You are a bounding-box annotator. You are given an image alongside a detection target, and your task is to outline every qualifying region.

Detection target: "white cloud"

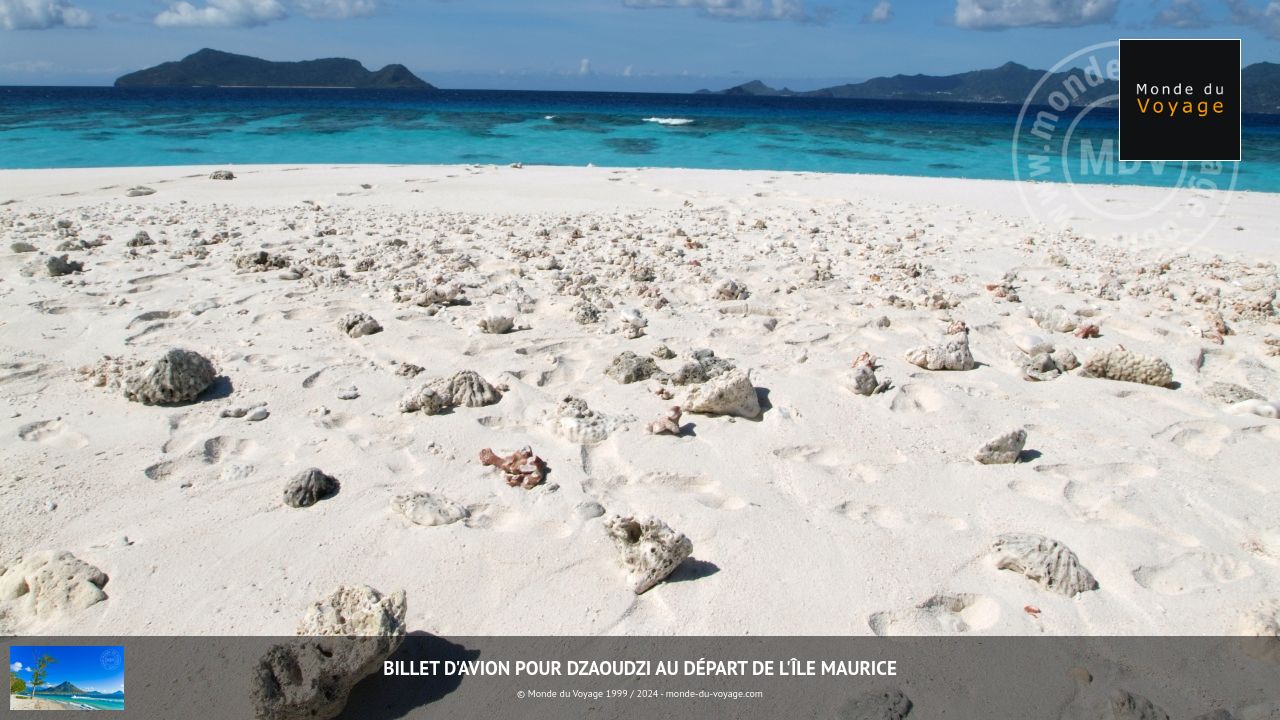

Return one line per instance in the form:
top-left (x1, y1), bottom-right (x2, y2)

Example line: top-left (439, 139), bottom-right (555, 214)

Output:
top-left (0, 0), bottom-right (92, 30)
top-left (578, 58), bottom-right (592, 76)
top-left (1153, 0), bottom-right (1210, 28)
top-left (0, 59), bottom-right (53, 72)
top-left (622, 0), bottom-right (826, 23)
top-left (954, 0), bottom-right (1117, 29)
top-left (295, 0), bottom-right (378, 19)
top-left (10, 661), bottom-right (22, 672)
top-left (1226, 0), bottom-right (1280, 38)
top-left (154, 0), bottom-right (287, 28)
top-left (862, 0), bottom-right (891, 22)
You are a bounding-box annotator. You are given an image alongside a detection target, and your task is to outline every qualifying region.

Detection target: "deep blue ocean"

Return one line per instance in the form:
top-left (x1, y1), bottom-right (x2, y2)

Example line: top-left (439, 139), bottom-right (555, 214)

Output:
top-left (2, 87), bottom-right (1279, 192)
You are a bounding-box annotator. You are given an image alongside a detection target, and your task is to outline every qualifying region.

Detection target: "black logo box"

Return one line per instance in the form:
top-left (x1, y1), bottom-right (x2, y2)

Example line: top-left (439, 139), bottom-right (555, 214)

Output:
top-left (1119, 38), bottom-right (1241, 162)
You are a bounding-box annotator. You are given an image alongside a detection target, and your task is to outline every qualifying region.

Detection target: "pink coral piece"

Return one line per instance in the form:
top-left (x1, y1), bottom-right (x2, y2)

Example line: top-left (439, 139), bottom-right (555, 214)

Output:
top-left (646, 406), bottom-right (683, 436)
top-left (851, 351), bottom-right (878, 369)
top-left (479, 446), bottom-right (547, 489)
top-left (946, 320), bottom-right (969, 335)
top-left (1073, 324), bottom-right (1101, 339)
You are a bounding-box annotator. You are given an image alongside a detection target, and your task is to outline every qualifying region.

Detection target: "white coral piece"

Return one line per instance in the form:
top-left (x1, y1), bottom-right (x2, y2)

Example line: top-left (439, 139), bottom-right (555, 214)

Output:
top-left (904, 333), bottom-right (975, 371)
top-left (683, 368), bottom-right (761, 418)
top-left (123, 348), bottom-right (217, 405)
top-left (253, 586), bottom-right (407, 720)
top-left (392, 493), bottom-right (469, 527)
top-left (550, 396), bottom-right (628, 445)
top-left (712, 278), bottom-right (748, 301)
top-left (975, 428), bottom-right (1027, 464)
top-left (1225, 399), bottom-right (1280, 419)
top-left (478, 304), bottom-right (517, 334)
top-left (1234, 600), bottom-right (1280, 664)
top-left (0, 551), bottom-right (108, 624)
top-left (991, 533), bottom-right (1098, 597)
top-left (1033, 306), bottom-right (1078, 333)
top-left (619, 307), bottom-right (647, 339)
top-left (398, 385), bottom-right (449, 415)
top-left (337, 311), bottom-right (383, 338)
top-left (1080, 347), bottom-right (1173, 387)
top-left (605, 515), bottom-right (693, 594)
top-left (427, 370), bottom-right (502, 408)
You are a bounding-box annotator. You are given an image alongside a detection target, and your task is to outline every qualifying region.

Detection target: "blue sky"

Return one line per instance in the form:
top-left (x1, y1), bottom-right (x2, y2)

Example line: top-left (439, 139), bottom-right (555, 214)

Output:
top-left (1, 0), bottom-right (1278, 89)
top-left (9, 646), bottom-right (125, 694)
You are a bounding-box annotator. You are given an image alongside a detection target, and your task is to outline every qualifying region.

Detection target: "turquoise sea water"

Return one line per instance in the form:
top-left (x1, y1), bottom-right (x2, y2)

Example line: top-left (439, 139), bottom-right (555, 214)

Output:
top-left (2, 87), bottom-right (1279, 192)
top-left (36, 694), bottom-right (124, 710)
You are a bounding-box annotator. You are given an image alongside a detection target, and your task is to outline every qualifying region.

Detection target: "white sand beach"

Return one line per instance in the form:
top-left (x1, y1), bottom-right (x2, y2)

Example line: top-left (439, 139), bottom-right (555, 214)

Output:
top-left (9, 694), bottom-right (88, 710)
top-left (0, 164), bottom-right (1277, 637)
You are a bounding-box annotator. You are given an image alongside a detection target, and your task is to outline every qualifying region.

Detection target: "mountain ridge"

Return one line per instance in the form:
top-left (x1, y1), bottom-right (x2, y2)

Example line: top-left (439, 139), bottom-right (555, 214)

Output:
top-left (114, 49), bottom-right (433, 89)
top-left (701, 61), bottom-right (1280, 114)
top-left (38, 681), bottom-right (87, 695)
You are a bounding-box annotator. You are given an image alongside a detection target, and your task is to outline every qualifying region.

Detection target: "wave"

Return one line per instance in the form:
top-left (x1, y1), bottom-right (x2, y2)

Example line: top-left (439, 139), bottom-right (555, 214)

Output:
top-left (643, 117), bottom-right (694, 126)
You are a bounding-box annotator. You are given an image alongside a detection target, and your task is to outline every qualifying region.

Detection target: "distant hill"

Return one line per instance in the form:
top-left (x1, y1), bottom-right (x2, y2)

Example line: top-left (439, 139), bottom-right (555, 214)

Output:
top-left (1243, 62), bottom-right (1280, 114)
top-left (40, 681), bottom-right (87, 695)
top-left (85, 690), bottom-right (124, 698)
top-left (698, 80), bottom-right (794, 97)
top-left (115, 49), bottom-right (433, 89)
top-left (704, 61), bottom-right (1280, 114)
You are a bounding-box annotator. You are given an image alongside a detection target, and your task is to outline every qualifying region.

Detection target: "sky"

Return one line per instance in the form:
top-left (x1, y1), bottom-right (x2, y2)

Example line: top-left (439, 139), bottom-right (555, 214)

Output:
top-left (0, 0), bottom-right (1278, 90)
top-left (9, 646), bottom-right (126, 694)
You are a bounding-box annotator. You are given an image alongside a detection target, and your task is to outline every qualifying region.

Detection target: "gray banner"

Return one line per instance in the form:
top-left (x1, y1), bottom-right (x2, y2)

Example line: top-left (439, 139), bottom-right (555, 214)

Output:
top-left (5, 636), bottom-right (1278, 718)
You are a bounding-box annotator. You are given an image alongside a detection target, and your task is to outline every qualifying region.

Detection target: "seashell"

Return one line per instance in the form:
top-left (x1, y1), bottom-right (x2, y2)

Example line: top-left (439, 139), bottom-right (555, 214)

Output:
top-left (991, 533), bottom-right (1098, 597)
top-left (604, 515), bottom-right (692, 594)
